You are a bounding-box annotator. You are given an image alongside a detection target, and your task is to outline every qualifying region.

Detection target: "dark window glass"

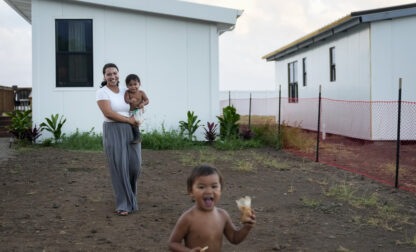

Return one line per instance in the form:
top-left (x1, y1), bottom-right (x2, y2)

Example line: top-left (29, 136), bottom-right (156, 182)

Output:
top-left (330, 47), bottom-right (336, 82)
top-left (56, 19), bottom-right (93, 87)
top-left (288, 61), bottom-right (298, 103)
top-left (302, 57), bottom-right (307, 86)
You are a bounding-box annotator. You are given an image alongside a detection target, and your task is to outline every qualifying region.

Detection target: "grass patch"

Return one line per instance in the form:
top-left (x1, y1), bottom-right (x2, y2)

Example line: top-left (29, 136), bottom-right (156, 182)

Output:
top-left (281, 122), bottom-right (315, 153)
top-left (59, 129), bottom-right (103, 151)
top-left (396, 235), bottom-right (416, 247)
top-left (252, 154), bottom-right (289, 170)
top-left (336, 246), bottom-right (353, 252)
top-left (178, 150), bottom-right (218, 167)
top-left (232, 160), bottom-right (256, 172)
top-left (141, 129), bottom-right (204, 150)
top-left (326, 182), bottom-right (412, 231)
top-left (239, 115), bottom-right (276, 125)
top-left (213, 139), bottom-right (263, 150)
top-left (252, 122), bottom-right (281, 149)
top-left (301, 197), bottom-right (321, 208)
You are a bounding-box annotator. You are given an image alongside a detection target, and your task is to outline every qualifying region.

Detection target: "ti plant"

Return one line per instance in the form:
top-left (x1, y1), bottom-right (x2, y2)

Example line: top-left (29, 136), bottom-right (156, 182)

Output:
top-left (204, 122), bottom-right (218, 143)
top-left (179, 111), bottom-right (201, 141)
top-left (40, 114), bottom-right (67, 143)
top-left (217, 105), bottom-right (240, 141)
top-left (5, 110), bottom-right (33, 141)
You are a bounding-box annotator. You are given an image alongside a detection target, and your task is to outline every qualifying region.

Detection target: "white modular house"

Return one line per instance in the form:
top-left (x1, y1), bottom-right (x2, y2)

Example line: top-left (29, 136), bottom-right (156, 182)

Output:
top-left (263, 3), bottom-right (416, 140)
top-left (5, 0), bottom-right (242, 138)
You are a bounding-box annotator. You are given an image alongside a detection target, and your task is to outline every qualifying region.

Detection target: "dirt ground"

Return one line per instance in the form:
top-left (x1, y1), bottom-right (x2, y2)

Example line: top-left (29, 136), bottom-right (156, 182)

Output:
top-left (284, 132), bottom-right (416, 193)
top-left (1, 143), bottom-right (416, 251)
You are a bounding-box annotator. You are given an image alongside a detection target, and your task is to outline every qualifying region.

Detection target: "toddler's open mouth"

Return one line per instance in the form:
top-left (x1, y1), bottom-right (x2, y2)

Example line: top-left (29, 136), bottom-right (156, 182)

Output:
top-left (203, 196), bottom-right (214, 207)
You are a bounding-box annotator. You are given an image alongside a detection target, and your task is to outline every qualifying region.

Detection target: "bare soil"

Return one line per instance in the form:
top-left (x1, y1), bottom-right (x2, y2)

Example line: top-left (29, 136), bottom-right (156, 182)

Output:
top-left (1, 144), bottom-right (416, 251)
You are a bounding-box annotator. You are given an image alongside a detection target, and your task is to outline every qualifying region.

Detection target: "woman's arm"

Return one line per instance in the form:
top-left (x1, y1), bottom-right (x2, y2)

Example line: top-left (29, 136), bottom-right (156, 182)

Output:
top-left (97, 100), bottom-right (137, 126)
top-left (223, 209), bottom-right (256, 244)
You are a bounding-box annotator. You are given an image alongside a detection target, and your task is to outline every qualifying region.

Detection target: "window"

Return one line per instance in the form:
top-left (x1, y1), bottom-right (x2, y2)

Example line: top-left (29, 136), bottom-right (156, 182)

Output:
top-left (288, 61), bottom-right (298, 103)
top-left (302, 57), bottom-right (307, 86)
top-left (56, 19), bottom-right (93, 87)
top-left (330, 47), bottom-right (336, 82)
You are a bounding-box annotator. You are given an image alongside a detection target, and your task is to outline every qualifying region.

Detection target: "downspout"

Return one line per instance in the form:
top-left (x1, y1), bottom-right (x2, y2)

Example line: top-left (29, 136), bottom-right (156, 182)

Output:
top-left (369, 23), bottom-right (373, 140)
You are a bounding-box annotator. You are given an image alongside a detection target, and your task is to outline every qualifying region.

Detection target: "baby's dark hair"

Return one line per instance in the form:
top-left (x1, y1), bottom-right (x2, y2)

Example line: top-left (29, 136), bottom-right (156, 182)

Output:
top-left (187, 165), bottom-right (224, 192)
top-left (125, 74), bottom-right (141, 86)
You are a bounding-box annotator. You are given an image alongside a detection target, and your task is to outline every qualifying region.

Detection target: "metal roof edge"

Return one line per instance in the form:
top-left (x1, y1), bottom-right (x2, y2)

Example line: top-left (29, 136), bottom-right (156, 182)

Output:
top-left (262, 15), bottom-right (360, 61)
top-left (5, 0), bottom-right (241, 29)
top-left (359, 6), bottom-right (416, 23)
top-left (263, 3), bottom-right (416, 62)
top-left (351, 3), bottom-right (416, 16)
top-left (72, 0), bottom-right (241, 26)
top-left (4, 0), bottom-right (31, 24)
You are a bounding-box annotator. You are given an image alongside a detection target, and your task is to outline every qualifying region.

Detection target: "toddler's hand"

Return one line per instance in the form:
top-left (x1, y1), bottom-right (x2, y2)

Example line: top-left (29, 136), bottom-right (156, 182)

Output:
top-left (243, 209), bottom-right (256, 228)
top-left (128, 116), bottom-right (138, 127)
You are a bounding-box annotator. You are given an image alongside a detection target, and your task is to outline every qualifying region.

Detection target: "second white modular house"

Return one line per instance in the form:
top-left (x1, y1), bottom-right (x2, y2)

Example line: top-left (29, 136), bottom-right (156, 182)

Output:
top-left (5, 0), bottom-right (242, 138)
top-left (263, 3), bottom-right (416, 140)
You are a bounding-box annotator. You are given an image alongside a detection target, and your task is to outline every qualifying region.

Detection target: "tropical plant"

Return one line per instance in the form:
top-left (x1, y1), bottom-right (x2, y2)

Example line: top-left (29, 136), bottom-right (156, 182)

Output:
top-left (217, 105), bottom-right (240, 141)
top-left (40, 114), bottom-right (67, 143)
top-left (179, 111), bottom-right (201, 141)
top-left (239, 125), bottom-right (253, 140)
top-left (24, 124), bottom-right (42, 143)
top-left (5, 110), bottom-right (33, 141)
top-left (203, 122), bottom-right (217, 143)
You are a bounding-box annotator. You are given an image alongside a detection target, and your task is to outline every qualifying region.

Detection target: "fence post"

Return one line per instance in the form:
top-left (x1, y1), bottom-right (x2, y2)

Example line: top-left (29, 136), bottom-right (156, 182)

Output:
top-left (316, 85), bottom-right (322, 162)
top-left (278, 85), bottom-right (282, 141)
top-left (395, 78), bottom-right (402, 188)
top-left (249, 92), bottom-right (252, 129)
top-left (228, 90), bottom-right (231, 107)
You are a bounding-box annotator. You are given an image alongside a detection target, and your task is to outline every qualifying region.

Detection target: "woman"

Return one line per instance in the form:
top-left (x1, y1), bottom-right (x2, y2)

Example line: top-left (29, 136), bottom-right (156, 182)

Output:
top-left (96, 63), bottom-right (142, 216)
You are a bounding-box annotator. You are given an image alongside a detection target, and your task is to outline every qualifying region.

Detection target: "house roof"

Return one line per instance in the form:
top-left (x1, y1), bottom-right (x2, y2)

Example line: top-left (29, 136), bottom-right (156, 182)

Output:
top-left (263, 3), bottom-right (416, 61)
top-left (4, 0), bottom-right (243, 33)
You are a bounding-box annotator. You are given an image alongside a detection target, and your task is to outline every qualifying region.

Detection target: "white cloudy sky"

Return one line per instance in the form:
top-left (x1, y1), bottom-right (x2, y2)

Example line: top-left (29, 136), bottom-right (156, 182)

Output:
top-left (0, 0), bottom-right (414, 89)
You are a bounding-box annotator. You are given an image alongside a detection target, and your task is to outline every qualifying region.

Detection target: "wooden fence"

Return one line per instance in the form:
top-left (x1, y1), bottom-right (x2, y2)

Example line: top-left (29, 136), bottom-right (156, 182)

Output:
top-left (0, 86), bottom-right (14, 113)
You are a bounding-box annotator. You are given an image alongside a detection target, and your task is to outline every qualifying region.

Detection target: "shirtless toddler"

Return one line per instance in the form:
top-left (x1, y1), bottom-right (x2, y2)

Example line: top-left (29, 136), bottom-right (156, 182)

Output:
top-left (124, 74), bottom-right (149, 144)
top-left (168, 165), bottom-right (256, 252)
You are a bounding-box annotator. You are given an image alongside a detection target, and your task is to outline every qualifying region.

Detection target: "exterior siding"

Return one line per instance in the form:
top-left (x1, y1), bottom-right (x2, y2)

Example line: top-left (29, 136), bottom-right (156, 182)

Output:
top-left (274, 25), bottom-right (372, 139)
top-left (371, 16), bottom-right (416, 140)
top-left (32, 0), bottom-right (219, 139)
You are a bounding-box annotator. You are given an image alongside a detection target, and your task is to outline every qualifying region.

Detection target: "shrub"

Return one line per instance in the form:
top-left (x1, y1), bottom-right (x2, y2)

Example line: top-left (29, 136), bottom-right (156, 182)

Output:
top-left (252, 122), bottom-right (281, 149)
top-left (203, 122), bottom-right (217, 143)
top-left (239, 125), bottom-right (253, 140)
top-left (179, 111), bottom-right (201, 141)
top-left (40, 114), bottom-right (67, 143)
top-left (280, 122), bottom-right (315, 152)
top-left (217, 106), bottom-right (240, 141)
top-left (6, 110), bottom-right (32, 140)
top-left (59, 128), bottom-right (103, 151)
top-left (213, 138), bottom-right (263, 150)
top-left (142, 127), bottom-right (203, 150)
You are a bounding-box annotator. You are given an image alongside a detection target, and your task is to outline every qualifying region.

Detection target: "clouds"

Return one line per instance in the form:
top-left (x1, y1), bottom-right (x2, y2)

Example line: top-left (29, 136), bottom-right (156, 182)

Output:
top-left (186, 0), bottom-right (416, 90)
top-left (0, 0), bottom-right (31, 87)
top-left (1, 0), bottom-right (415, 89)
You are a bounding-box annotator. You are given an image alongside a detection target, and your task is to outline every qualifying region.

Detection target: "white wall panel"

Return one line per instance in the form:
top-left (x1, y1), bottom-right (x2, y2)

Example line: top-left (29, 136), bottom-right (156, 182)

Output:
top-left (32, 0), bottom-right (221, 139)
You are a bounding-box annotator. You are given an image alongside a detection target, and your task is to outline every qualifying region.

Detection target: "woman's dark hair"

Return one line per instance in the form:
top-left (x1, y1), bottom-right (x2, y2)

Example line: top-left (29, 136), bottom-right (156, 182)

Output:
top-left (187, 165), bottom-right (224, 192)
top-left (125, 74), bottom-right (141, 86)
top-left (101, 63), bottom-right (119, 87)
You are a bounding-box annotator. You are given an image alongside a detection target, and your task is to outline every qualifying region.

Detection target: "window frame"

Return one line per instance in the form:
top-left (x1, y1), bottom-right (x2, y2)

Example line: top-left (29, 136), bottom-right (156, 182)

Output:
top-left (330, 47), bottom-right (336, 82)
top-left (55, 19), bottom-right (93, 88)
top-left (302, 57), bottom-right (307, 86)
top-left (287, 61), bottom-right (298, 103)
